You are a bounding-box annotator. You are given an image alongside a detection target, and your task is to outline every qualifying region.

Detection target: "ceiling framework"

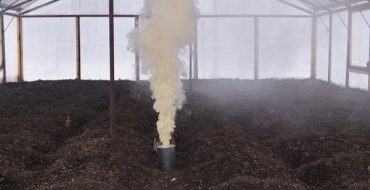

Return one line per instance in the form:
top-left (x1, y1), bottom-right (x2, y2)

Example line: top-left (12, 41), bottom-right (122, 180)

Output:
top-left (0, 0), bottom-right (38, 15)
top-left (0, 0), bottom-right (368, 17)
top-left (298, 0), bottom-right (370, 15)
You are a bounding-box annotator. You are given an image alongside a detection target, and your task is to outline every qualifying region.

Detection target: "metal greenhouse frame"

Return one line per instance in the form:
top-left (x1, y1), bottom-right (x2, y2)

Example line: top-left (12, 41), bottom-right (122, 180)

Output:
top-left (0, 0), bottom-right (369, 135)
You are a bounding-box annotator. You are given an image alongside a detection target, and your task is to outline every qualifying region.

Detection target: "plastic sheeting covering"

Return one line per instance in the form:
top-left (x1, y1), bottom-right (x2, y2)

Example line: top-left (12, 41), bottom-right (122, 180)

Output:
top-left (2, 0), bottom-right (369, 91)
top-left (351, 10), bottom-right (370, 90)
top-left (331, 12), bottom-right (349, 86)
top-left (316, 15), bottom-right (330, 81)
top-left (259, 17), bottom-right (311, 79)
top-left (23, 18), bottom-right (76, 80)
top-left (353, 10), bottom-right (370, 68)
top-left (315, 10), bottom-right (370, 90)
top-left (198, 18), bottom-right (254, 79)
top-left (4, 16), bottom-right (18, 82)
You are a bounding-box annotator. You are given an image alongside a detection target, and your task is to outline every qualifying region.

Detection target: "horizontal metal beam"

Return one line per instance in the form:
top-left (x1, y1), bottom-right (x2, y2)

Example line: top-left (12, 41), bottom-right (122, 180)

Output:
top-left (318, 2), bottom-right (370, 16)
top-left (348, 65), bottom-right (369, 75)
top-left (300, 0), bottom-right (367, 12)
top-left (21, 14), bottom-right (137, 18)
top-left (3, 12), bottom-right (19, 17)
top-left (199, 14), bottom-right (312, 18)
top-left (351, 2), bottom-right (370, 12)
top-left (2, 0), bottom-right (35, 13)
top-left (21, 0), bottom-right (60, 15)
top-left (0, 3), bottom-right (19, 11)
top-left (21, 14), bottom-right (313, 18)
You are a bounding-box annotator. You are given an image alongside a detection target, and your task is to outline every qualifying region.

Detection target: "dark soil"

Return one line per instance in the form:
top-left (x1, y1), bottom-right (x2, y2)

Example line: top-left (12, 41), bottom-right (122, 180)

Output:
top-left (0, 79), bottom-right (369, 190)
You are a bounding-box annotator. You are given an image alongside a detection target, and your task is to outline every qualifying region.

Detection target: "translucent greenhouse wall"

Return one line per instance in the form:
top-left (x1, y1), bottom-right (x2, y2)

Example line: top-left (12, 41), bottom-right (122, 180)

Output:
top-left (1, 0), bottom-right (369, 91)
top-left (23, 18), bottom-right (76, 81)
top-left (259, 17), bottom-right (311, 79)
top-left (350, 10), bottom-right (370, 90)
top-left (198, 18), bottom-right (255, 79)
top-left (316, 10), bottom-right (370, 90)
top-left (316, 15), bottom-right (330, 81)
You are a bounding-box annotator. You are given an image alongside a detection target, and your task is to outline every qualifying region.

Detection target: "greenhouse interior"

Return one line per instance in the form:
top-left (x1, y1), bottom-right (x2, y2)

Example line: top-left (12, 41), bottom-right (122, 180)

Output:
top-left (0, 0), bottom-right (370, 189)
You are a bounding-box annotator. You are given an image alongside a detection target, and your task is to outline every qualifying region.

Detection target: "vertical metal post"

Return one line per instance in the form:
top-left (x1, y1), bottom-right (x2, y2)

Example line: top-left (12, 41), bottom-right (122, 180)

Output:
top-left (1, 15), bottom-right (6, 83)
top-left (368, 30), bottom-right (370, 91)
top-left (189, 44), bottom-right (193, 92)
top-left (346, 9), bottom-right (352, 88)
top-left (134, 16), bottom-right (140, 81)
top-left (254, 17), bottom-right (259, 80)
top-left (311, 16), bottom-right (317, 80)
top-left (194, 18), bottom-right (198, 79)
top-left (109, 0), bottom-right (116, 137)
top-left (17, 17), bottom-right (24, 82)
top-left (76, 16), bottom-right (81, 80)
top-left (328, 13), bottom-right (333, 83)
top-left (189, 44), bottom-right (193, 80)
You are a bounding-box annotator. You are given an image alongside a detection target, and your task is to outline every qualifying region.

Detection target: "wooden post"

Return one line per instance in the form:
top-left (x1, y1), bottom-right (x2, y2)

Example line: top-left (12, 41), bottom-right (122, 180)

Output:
top-left (254, 17), bottom-right (259, 80)
top-left (328, 13), bottom-right (333, 83)
top-left (310, 16), bottom-right (317, 80)
top-left (135, 16), bottom-right (140, 81)
top-left (1, 15), bottom-right (6, 83)
top-left (17, 17), bottom-right (24, 82)
top-left (194, 18), bottom-right (198, 79)
top-left (346, 9), bottom-right (352, 88)
top-left (109, 0), bottom-right (116, 137)
top-left (75, 16), bottom-right (81, 80)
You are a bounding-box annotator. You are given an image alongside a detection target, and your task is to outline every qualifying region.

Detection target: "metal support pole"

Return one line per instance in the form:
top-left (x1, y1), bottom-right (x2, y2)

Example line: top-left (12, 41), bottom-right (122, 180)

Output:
top-left (134, 16), bottom-right (140, 81)
top-left (328, 13), bottom-right (333, 83)
top-left (189, 44), bottom-right (193, 92)
top-left (109, 0), bottom-right (116, 137)
top-left (368, 31), bottom-right (370, 91)
top-left (194, 18), bottom-right (198, 79)
top-left (189, 44), bottom-right (193, 80)
top-left (311, 16), bottom-right (317, 80)
top-left (75, 16), bottom-right (81, 80)
top-left (346, 9), bottom-right (352, 88)
top-left (1, 15), bottom-right (6, 83)
top-left (17, 17), bottom-right (23, 82)
top-left (254, 17), bottom-right (259, 80)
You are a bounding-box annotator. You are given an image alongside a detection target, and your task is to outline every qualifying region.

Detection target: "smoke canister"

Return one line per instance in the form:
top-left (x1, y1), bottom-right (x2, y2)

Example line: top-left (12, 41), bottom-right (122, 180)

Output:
top-left (157, 145), bottom-right (176, 171)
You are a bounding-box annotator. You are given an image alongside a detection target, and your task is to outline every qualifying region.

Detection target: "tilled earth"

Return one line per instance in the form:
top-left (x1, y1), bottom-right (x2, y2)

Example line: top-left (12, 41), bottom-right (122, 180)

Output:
top-left (0, 79), bottom-right (369, 190)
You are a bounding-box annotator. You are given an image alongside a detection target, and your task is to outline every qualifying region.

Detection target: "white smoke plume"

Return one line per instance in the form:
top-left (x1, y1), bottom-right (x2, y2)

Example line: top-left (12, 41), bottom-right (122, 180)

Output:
top-left (128, 0), bottom-right (198, 148)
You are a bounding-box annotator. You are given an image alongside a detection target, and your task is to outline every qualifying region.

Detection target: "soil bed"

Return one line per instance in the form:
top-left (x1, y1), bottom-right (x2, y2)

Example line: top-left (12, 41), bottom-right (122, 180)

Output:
top-left (0, 79), bottom-right (369, 190)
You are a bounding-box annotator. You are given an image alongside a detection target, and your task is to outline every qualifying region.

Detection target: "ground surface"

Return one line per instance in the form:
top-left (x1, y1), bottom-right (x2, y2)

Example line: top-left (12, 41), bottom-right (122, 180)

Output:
top-left (0, 79), bottom-right (369, 190)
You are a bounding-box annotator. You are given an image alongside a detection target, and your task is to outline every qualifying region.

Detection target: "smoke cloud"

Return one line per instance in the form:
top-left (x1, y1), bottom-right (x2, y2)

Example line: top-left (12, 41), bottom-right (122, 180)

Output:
top-left (128, 0), bottom-right (198, 148)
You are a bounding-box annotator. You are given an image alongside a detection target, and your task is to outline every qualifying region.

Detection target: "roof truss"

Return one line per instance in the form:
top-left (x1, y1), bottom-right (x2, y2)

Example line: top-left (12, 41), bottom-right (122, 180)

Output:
top-left (0, 0), bottom-right (368, 17)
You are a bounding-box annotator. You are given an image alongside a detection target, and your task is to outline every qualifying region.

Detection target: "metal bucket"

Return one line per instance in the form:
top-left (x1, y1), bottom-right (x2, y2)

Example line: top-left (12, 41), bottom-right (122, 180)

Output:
top-left (157, 145), bottom-right (176, 171)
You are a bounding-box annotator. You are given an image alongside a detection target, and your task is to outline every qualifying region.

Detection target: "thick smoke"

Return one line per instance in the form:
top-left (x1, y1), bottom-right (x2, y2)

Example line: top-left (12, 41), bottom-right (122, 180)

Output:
top-left (128, 0), bottom-right (198, 148)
